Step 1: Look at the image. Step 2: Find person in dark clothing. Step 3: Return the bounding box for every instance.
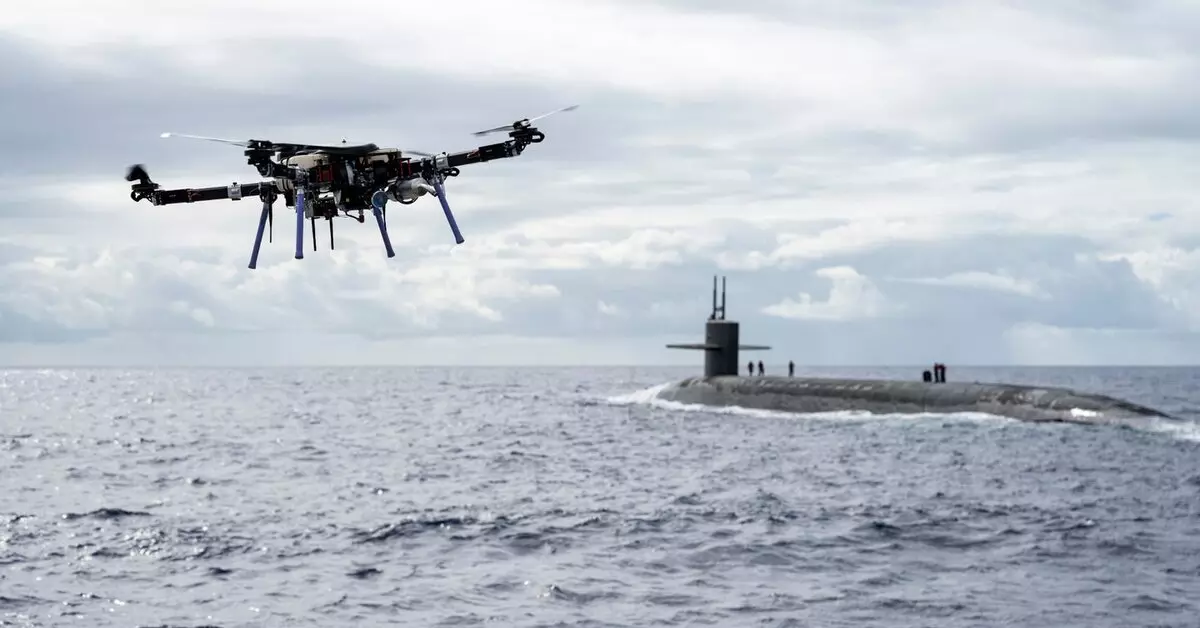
[748,361,754,376]
[788,360,795,377]
[757,360,764,376]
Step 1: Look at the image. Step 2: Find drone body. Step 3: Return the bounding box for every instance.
[125,105,577,269]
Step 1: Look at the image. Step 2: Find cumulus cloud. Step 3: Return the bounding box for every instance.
[763,267,892,321]
[2,1,1200,365]
[894,271,1047,299]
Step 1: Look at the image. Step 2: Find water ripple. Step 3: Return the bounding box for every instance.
[1,365,1198,627]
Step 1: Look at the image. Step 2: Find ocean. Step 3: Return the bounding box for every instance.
[2,365,1199,627]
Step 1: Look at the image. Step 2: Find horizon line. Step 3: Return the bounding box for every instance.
[1,363,1198,369]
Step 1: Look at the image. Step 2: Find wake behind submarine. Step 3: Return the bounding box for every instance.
[654,276,1171,424]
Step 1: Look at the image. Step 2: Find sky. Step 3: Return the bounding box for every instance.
[1,0,1199,366]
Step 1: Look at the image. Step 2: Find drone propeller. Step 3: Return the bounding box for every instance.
[160,132,250,147]
[472,104,579,137]
[160,132,439,159]
[160,132,382,154]
[125,163,152,184]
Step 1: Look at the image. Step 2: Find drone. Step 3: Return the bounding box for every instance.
[124,105,578,269]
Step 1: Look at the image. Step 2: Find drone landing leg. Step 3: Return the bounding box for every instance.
[431,177,465,245]
[249,196,271,270]
[329,219,335,250]
[370,190,396,258]
[373,208,395,258]
[310,216,317,252]
[294,188,305,260]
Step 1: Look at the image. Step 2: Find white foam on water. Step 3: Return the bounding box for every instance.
[1063,406,1200,444]
[604,382,674,406]
[604,384,1200,444]
[1141,417,1200,443]
[604,382,1006,424]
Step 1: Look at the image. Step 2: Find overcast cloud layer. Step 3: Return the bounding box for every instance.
[2,0,1199,366]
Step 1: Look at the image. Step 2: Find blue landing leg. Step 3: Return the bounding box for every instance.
[248,196,271,270]
[371,190,396,258]
[431,177,465,244]
[294,187,305,260]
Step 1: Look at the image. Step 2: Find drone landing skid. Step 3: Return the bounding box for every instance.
[432,177,465,245]
[248,186,397,269]
[371,191,396,258]
[295,188,306,260]
[249,189,276,270]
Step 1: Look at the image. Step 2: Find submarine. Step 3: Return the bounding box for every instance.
[655,276,1171,424]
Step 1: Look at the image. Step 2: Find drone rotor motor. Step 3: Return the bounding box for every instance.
[387,177,436,204]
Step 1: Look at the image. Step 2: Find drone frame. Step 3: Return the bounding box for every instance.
[126,113,563,269]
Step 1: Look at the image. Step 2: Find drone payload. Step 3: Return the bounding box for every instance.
[125,105,578,269]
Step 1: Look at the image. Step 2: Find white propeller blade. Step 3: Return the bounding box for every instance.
[472,104,579,136]
[527,104,579,123]
[160,132,250,147]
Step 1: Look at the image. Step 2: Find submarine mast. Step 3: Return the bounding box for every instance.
[665,275,771,377]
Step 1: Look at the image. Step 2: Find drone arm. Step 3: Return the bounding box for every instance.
[407,128,545,176]
[381,132,544,246]
[444,140,522,169]
[131,181,273,205]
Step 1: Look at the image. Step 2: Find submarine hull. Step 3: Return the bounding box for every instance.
[655,375,1170,424]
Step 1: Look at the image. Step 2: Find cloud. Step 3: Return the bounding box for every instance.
[763,267,892,321]
[2,1,1200,365]
[0,244,564,341]
[893,271,1048,299]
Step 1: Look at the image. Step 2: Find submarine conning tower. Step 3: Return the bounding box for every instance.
[665,275,771,377]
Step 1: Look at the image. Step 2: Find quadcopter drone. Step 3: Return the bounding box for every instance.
[125,105,578,269]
